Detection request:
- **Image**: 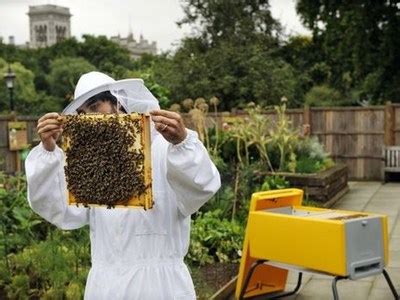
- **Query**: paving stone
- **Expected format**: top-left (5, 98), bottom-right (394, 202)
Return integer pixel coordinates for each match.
top-left (363, 204), bottom-right (399, 217)
top-left (392, 223), bottom-right (400, 238)
top-left (337, 203), bottom-right (368, 211)
top-left (388, 250), bottom-right (400, 268)
top-left (372, 267), bottom-right (400, 290)
top-left (286, 270), bottom-right (312, 285)
top-left (295, 278), bottom-right (371, 300)
top-left (368, 287), bottom-right (399, 300)
top-left (390, 237), bottom-right (400, 251)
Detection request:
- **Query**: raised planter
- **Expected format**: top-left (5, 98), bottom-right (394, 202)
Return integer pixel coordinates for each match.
top-left (277, 163), bottom-right (349, 206)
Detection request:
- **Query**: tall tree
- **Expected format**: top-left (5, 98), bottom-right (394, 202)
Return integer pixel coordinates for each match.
top-left (47, 57), bottom-right (96, 108)
top-left (179, 0), bottom-right (281, 47)
top-left (296, 0), bottom-right (400, 103)
top-left (156, 39), bottom-right (296, 109)
top-left (78, 35), bottom-right (134, 77)
top-left (157, 0), bottom-right (297, 109)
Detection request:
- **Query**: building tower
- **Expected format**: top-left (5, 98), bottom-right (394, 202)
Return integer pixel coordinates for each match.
top-left (110, 32), bottom-right (157, 59)
top-left (27, 4), bottom-right (71, 48)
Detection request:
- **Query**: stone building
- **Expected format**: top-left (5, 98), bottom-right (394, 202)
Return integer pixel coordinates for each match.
top-left (25, 4), bottom-right (157, 57)
top-left (27, 4), bottom-right (71, 48)
top-left (110, 33), bottom-right (157, 59)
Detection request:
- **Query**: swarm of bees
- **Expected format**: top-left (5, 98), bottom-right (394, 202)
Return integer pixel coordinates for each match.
top-left (62, 114), bottom-right (150, 208)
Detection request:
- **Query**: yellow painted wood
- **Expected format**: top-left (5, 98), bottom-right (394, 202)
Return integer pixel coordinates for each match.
top-left (235, 189), bottom-right (303, 299)
top-left (248, 210), bottom-right (346, 275)
top-left (382, 216), bottom-right (389, 266)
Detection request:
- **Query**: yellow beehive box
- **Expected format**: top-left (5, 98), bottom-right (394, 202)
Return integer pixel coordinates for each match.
top-left (236, 189), bottom-right (389, 299)
top-left (61, 113), bottom-right (153, 209)
top-left (248, 206), bottom-right (388, 278)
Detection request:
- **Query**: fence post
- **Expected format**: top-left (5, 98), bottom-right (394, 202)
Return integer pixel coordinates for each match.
top-left (303, 105), bottom-right (311, 136)
top-left (384, 102), bottom-right (395, 146)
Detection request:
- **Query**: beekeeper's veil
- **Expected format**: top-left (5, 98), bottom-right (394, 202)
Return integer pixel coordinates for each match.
top-left (63, 71), bottom-right (160, 114)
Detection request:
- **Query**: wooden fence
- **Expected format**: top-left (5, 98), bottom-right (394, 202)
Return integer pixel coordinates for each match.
top-left (0, 115), bottom-right (40, 173)
top-left (1, 103), bottom-right (399, 180)
top-left (260, 104), bottom-right (396, 180)
top-left (302, 106), bottom-right (386, 180)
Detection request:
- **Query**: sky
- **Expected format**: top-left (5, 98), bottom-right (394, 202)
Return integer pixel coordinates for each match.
top-left (0, 0), bottom-right (310, 52)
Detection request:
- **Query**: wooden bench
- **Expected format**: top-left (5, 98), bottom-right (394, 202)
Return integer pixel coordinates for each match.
top-left (382, 146), bottom-right (400, 182)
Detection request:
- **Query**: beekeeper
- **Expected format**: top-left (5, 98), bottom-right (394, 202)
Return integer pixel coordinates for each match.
top-left (25, 71), bottom-right (221, 299)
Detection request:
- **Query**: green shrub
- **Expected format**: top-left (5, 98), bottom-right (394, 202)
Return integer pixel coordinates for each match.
top-left (260, 175), bottom-right (289, 191)
top-left (66, 281), bottom-right (84, 300)
top-left (0, 172), bottom-right (90, 298)
top-left (188, 210), bottom-right (244, 266)
top-left (294, 137), bottom-right (334, 173)
top-left (295, 156), bottom-right (323, 174)
top-left (7, 231), bottom-right (89, 299)
top-left (6, 274), bottom-right (30, 299)
top-left (296, 137), bottom-right (328, 161)
top-left (201, 185), bottom-right (235, 218)
top-left (305, 85), bottom-right (343, 107)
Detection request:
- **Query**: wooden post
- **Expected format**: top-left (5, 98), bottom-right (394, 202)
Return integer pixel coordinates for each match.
top-left (15, 151), bottom-right (21, 173)
top-left (384, 102), bottom-right (395, 146)
top-left (8, 112), bottom-right (21, 173)
top-left (303, 105), bottom-right (311, 136)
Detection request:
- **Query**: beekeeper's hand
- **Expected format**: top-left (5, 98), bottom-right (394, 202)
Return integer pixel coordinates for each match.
top-left (37, 112), bottom-right (63, 152)
top-left (150, 110), bottom-right (187, 145)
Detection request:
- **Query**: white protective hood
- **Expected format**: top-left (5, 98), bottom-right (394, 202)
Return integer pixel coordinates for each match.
top-left (63, 71), bottom-right (160, 114)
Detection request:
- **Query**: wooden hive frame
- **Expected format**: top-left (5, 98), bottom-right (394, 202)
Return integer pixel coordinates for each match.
top-left (60, 113), bottom-right (153, 209)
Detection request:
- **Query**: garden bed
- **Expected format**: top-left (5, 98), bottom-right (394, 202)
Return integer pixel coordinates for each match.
top-left (191, 263), bottom-right (239, 299)
top-left (275, 163), bottom-right (349, 206)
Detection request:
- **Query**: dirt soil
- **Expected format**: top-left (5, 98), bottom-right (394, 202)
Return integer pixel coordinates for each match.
top-left (191, 263), bottom-right (239, 299)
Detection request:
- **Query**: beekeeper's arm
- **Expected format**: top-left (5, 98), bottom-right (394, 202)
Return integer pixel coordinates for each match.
top-left (150, 110), bottom-right (221, 217)
top-left (25, 113), bottom-right (89, 229)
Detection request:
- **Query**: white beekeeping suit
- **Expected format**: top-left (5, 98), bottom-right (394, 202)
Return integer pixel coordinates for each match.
top-left (25, 72), bottom-right (221, 299)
